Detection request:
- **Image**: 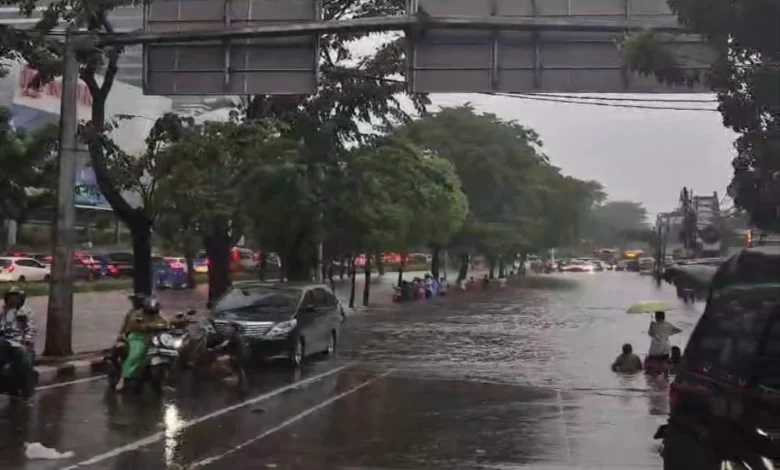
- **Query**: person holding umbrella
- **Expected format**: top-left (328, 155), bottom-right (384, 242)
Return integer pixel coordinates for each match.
top-left (646, 310), bottom-right (682, 376)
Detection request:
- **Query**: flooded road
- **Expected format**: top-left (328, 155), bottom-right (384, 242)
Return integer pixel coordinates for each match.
top-left (0, 272), bottom-right (700, 469)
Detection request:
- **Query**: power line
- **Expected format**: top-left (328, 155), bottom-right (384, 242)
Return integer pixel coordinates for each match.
top-left (515, 92), bottom-right (717, 103)
top-left (487, 92), bottom-right (719, 112)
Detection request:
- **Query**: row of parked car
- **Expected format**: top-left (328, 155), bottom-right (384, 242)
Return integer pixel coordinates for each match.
top-left (0, 247), bottom-right (285, 283)
top-left (0, 251), bottom-right (201, 283)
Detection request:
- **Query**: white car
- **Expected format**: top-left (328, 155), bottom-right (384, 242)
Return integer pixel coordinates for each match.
top-left (0, 257), bottom-right (51, 282)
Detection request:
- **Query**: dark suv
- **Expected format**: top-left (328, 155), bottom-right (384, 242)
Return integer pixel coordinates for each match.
top-left (659, 247), bottom-right (780, 470)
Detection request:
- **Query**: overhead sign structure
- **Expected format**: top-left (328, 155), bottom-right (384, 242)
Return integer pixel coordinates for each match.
top-left (143, 0), bottom-right (320, 95)
top-left (406, 0), bottom-right (713, 94)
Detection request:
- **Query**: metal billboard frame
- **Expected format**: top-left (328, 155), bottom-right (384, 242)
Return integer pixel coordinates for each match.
top-left (405, 0), bottom-right (713, 94)
top-left (142, 0), bottom-right (321, 96)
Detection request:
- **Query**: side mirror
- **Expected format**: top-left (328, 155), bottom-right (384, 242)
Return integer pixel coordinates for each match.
top-left (186, 309), bottom-right (197, 316)
top-left (206, 301), bottom-right (214, 309)
top-left (175, 312), bottom-right (185, 319)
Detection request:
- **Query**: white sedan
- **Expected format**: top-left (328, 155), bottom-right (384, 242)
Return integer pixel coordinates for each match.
top-left (0, 257), bottom-right (51, 282)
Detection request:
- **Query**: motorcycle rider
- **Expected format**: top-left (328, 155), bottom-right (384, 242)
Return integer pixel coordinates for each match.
top-left (0, 286), bottom-right (37, 397)
top-left (114, 295), bottom-right (168, 392)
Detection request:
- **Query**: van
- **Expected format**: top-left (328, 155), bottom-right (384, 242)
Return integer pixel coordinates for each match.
top-left (658, 246), bottom-right (780, 470)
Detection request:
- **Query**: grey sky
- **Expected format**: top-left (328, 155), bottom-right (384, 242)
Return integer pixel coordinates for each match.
top-left (428, 93), bottom-right (736, 218)
top-left (349, 37), bottom-right (737, 219)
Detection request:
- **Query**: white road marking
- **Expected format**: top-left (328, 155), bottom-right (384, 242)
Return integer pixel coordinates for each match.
top-left (37, 375), bottom-right (106, 391)
top-left (556, 390), bottom-right (573, 461)
top-left (190, 369), bottom-right (394, 468)
top-left (59, 362), bottom-right (356, 470)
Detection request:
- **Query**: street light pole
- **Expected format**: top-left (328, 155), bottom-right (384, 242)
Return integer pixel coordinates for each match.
top-left (43, 27), bottom-right (79, 357)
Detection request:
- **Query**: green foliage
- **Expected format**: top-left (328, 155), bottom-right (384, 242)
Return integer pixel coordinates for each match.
top-left (394, 105), bottom-right (601, 256)
top-left (581, 201), bottom-right (650, 247)
top-left (0, 107), bottom-right (58, 224)
top-left (620, 0), bottom-right (780, 231)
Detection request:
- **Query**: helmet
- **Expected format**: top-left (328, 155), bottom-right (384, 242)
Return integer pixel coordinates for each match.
top-left (3, 286), bottom-right (26, 306)
top-left (141, 297), bottom-right (161, 315)
top-left (128, 292), bottom-right (147, 310)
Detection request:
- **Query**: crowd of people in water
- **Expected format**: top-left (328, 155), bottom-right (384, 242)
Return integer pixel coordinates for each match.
top-left (393, 272), bottom-right (513, 303)
top-left (611, 311), bottom-right (683, 376)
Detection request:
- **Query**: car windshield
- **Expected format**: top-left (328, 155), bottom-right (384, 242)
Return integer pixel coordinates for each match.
top-left (0, 259), bottom-right (10, 267)
top-left (212, 287), bottom-right (300, 319)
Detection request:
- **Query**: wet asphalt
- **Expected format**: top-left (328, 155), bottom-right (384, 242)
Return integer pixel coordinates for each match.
top-left (0, 272), bottom-right (703, 470)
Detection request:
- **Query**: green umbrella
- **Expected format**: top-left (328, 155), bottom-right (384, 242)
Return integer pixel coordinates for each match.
top-left (626, 300), bottom-right (675, 314)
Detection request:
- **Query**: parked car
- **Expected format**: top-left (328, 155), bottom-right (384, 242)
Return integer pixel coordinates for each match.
top-left (0, 257), bottom-right (51, 282)
top-left (105, 252), bottom-right (134, 277)
top-left (210, 282), bottom-right (343, 367)
top-left (231, 247), bottom-right (255, 272)
top-left (657, 246), bottom-right (780, 470)
top-left (154, 257), bottom-right (188, 289)
top-left (164, 257), bottom-right (188, 273)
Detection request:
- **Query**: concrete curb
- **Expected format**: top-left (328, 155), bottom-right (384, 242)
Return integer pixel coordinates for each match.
top-left (35, 355), bottom-right (107, 386)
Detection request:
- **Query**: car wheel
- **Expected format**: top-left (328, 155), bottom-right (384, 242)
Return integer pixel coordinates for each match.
top-left (17, 276), bottom-right (25, 283)
top-left (326, 331), bottom-right (337, 357)
top-left (290, 338), bottom-right (304, 368)
top-left (43, 274), bottom-right (51, 282)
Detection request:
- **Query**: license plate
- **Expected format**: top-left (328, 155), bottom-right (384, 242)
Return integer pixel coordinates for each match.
top-left (150, 356), bottom-right (169, 366)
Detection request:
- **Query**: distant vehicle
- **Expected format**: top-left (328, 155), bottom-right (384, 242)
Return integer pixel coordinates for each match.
top-left (563, 260), bottom-right (595, 273)
top-left (154, 257), bottom-right (188, 289)
top-left (615, 260), bottom-right (629, 271)
top-left (164, 257), bottom-right (188, 273)
top-left (105, 252), bottom-right (134, 277)
top-left (0, 257), bottom-right (51, 282)
top-left (211, 282), bottom-right (343, 367)
top-left (657, 246), bottom-right (780, 470)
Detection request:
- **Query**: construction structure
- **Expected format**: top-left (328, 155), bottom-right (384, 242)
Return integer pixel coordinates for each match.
top-left (670, 187), bottom-right (723, 259)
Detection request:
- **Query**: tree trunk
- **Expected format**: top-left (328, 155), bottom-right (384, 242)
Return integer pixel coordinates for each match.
top-left (488, 255), bottom-right (497, 279)
top-left (204, 223), bottom-right (231, 303)
top-left (130, 221), bottom-right (153, 295)
top-left (348, 258), bottom-right (357, 308)
top-left (430, 245), bottom-right (441, 278)
top-left (327, 262), bottom-right (335, 291)
top-left (397, 252), bottom-right (407, 287)
top-left (375, 252), bottom-right (385, 276)
top-left (184, 252), bottom-right (196, 289)
top-left (498, 257), bottom-right (506, 278)
top-left (258, 251), bottom-right (267, 281)
top-left (339, 258), bottom-right (346, 280)
top-left (283, 253), bottom-right (312, 281)
top-left (362, 254), bottom-right (372, 307)
top-left (457, 252), bottom-right (469, 282)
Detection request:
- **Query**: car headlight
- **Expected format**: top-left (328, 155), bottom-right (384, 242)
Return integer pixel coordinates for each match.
top-left (159, 333), bottom-right (176, 348)
top-left (267, 319), bottom-right (297, 337)
top-left (152, 336), bottom-right (160, 346)
top-left (172, 338), bottom-right (183, 349)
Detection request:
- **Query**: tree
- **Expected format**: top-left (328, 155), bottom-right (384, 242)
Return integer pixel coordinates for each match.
top-left (0, 107), bottom-right (58, 248)
top-left (157, 119), bottom-right (291, 300)
top-left (326, 136), bottom-right (466, 305)
top-left (582, 201), bottom-right (650, 247)
top-left (10, 0), bottom-right (179, 294)
top-left (396, 105), bottom-right (595, 279)
top-left (620, 0), bottom-right (780, 231)
top-left (239, 0), bottom-right (428, 280)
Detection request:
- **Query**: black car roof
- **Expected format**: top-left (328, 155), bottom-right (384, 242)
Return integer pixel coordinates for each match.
top-left (710, 246), bottom-right (780, 291)
top-left (231, 281), bottom-right (332, 293)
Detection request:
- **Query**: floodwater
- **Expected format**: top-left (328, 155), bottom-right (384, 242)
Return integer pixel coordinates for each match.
top-left (0, 271), bottom-right (696, 469)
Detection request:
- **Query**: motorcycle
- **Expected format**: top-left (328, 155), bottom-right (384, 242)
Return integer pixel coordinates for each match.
top-left (178, 315), bottom-right (249, 393)
top-left (106, 325), bottom-right (186, 394)
top-left (0, 333), bottom-right (37, 398)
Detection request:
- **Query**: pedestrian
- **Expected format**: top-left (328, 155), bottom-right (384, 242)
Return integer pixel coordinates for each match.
top-left (611, 343), bottom-right (643, 374)
top-left (645, 311), bottom-right (682, 375)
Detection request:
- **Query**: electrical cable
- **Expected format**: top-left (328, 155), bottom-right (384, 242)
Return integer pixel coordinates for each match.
top-left (486, 92), bottom-right (719, 112)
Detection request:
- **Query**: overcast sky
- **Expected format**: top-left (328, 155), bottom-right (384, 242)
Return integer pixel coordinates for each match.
top-left (349, 37), bottom-right (737, 220)
top-left (427, 93), bottom-right (736, 218)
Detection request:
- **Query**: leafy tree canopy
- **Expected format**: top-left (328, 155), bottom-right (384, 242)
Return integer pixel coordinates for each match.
top-left (621, 0), bottom-right (780, 231)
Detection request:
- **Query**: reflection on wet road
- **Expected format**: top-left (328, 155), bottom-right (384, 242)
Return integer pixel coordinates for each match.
top-left (0, 273), bottom-right (700, 469)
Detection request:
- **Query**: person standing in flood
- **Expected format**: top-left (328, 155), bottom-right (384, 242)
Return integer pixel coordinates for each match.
top-left (646, 311), bottom-right (682, 375)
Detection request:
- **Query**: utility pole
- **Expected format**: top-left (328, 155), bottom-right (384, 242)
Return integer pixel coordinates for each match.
top-left (43, 27), bottom-right (79, 357)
